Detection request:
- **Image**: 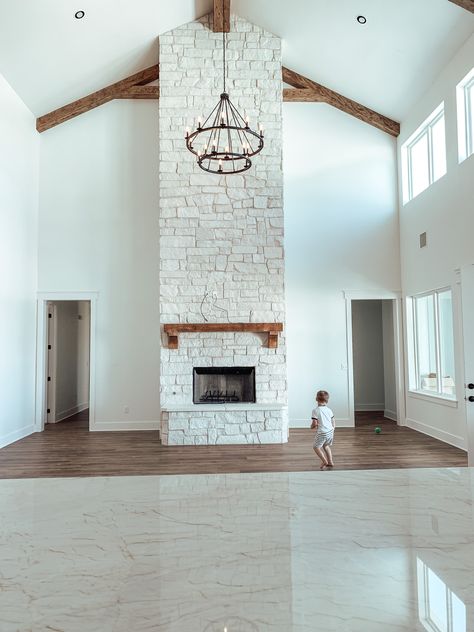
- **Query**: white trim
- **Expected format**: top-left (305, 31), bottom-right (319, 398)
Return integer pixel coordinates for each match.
top-left (93, 421), bottom-right (160, 431)
top-left (384, 409), bottom-right (398, 422)
top-left (343, 290), bottom-right (402, 301)
top-left (35, 291), bottom-right (98, 433)
top-left (406, 417), bottom-right (466, 451)
top-left (0, 424), bottom-right (36, 450)
top-left (53, 402), bottom-right (89, 423)
top-left (345, 298), bottom-right (355, 425)
top-left (393, 298), bottom-right (407, 426)
top-left (408, 390), bottom-right (458, 408)
top-left (355, 403), bottom-right (385, 411)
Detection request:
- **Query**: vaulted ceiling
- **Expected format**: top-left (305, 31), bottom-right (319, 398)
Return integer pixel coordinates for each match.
top-left (0, 0), bottom-right (472, 121)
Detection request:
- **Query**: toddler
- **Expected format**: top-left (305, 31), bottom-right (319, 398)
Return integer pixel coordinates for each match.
top-left (311, 390), bottom-right (335, 470)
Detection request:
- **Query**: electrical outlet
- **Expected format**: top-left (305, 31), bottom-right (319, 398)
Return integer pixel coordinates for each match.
top-left (124, 406), bottom-right (129, 414)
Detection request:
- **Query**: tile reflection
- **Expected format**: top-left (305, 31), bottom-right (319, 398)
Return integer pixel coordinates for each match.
top-left (417, 557), bottom-right (466, 632)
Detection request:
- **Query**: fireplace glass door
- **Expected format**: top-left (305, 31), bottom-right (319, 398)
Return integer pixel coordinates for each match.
top-left (193, 367), bottom-right (256, 404)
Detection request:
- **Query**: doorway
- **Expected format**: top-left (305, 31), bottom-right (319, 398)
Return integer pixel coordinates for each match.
top-left (351, 299), bottom-right (397, 426)
top-left (35, 292), bottom-right (97, 432)
top-left (46, 301), bottom-right (91, 426)
top-left (345, 292), bottom-right (405, 427)
top-left (461, 265), bottom-right (474, 465)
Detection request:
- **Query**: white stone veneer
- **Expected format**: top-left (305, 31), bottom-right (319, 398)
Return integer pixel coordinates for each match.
top-left (159, 14), bottom-right (287, 445)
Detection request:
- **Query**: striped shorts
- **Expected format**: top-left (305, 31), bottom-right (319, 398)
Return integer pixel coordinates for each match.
top-left (313, 430), bottom-right (334, 449)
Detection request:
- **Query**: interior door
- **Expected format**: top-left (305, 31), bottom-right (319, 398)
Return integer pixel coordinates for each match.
top-left (461, 265), bottom-right (474, 465)
top-left (46, 302), bottom-right (57, 424)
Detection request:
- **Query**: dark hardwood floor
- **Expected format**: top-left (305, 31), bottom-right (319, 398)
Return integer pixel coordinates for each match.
top-left (0, 410), bottom-right (467, 478)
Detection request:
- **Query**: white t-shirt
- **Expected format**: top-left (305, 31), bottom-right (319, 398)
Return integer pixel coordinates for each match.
top-left (312, 405), bottom-right (334, 433)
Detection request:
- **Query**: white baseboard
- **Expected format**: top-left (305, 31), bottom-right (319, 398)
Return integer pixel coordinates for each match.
top-left (384, 409), bottom-right (398, 422)
top-left (91, 420), bottom-right (160, 431)
top-left (406, 417), bottom-right (467, 451)
top-left (0, 424), bottom-right (35, 450)
top-left (355, 403), bottom-right (385, 411)
top-left (289, 417), bottom-right (353, 428)
top-left (54, 402), bottom-right (89, 423)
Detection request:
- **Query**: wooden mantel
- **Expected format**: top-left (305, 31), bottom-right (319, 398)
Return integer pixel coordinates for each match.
top-left (163, 323), bottom-right (283, 349)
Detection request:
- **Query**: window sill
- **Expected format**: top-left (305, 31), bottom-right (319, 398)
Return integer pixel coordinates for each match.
top-left (408, 390), bottom-right (458, 408)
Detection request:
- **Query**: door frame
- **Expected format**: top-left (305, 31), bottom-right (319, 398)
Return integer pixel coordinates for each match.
top-left (46, 301), bottom-right (58, 424)
top-left (35, 291), bottom-right (98, 432)
top-left (344, 290), bottom-right (405, 426)
top-left (460, 265), bottom-right (474, 465)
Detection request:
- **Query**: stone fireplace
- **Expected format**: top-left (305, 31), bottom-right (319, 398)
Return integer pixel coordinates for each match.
top-left (159, 13), bottom-right (287, 445)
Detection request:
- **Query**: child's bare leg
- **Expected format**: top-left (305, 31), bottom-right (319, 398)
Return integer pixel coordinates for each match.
top-left (324, 444), bottom-right (334, 467)
top-left (313, 447), bottom-right (328, 469)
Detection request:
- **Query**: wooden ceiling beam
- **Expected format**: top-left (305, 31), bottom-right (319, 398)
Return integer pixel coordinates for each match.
top-left (115, 85), bottom-right (160, 99)
top-left (448, 0), bottom-right (474, 12)
top-left (282, 66), bottom-right (400, 137)
top-left (36, 64), bottom-right (159, 132)
top-left (284, 88), bottom-right (324, 102)
top-left (213, 0), bottom-right (230, 32)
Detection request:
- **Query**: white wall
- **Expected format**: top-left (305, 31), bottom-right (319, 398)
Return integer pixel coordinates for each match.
top-left (53, 300), bottom-right (90, 421)
top-left (382, 300), bottom-right (397, 420)
top-left (284, 103), bottom-right (400, 427)
top-left (38, 100), bottom-right (160, 430)
top-left (398, 33), bottom-right (474, 449)
top-left (0, 73), bottom-right (39, 448)
top-left (352, 300), bottom-right (385, 411)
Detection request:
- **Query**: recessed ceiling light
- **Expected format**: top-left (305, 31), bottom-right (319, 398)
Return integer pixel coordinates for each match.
top-left (356, 15), bottom-right (367, 24)
top-left (75, 10), bottom-right (85, 19)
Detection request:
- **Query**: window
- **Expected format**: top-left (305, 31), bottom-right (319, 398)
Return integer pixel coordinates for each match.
top-left (417, 558), bottom-right (466, 632)
top-left (401, 103), bottom-right (447, 204)
top-left (456, 67), bottom-right (474, 163)
top-left (408, 288), bottom-right (456, 399)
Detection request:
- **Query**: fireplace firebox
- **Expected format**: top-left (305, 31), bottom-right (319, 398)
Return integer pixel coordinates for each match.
top-left (193, 367), bottom-right (256, 404)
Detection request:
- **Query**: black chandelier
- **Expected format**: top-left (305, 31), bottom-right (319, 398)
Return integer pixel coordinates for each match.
top-left (185, 4), bottom-right (264, 174)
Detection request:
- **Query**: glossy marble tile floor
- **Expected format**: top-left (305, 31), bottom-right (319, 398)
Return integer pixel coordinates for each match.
top-left (1, 468), bottom-right (473, 631)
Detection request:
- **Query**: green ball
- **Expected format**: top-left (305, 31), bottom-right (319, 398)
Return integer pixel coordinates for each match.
top-left (374, 426), bottom-right (382, 434)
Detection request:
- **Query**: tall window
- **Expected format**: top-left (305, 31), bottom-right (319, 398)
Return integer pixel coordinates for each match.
top-left (457, 67), bottom-right (474, 163)
top-left (408, 289), bottom-right (456, 399)
top-left (401, 103), bottom-right (447, 204)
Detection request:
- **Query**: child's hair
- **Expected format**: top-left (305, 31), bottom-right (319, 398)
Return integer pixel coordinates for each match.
top-left (316, 390), bottom-right (329, 404)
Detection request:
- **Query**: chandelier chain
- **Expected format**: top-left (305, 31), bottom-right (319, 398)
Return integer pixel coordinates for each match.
top-left (184, 0), bottom-right (264, 174)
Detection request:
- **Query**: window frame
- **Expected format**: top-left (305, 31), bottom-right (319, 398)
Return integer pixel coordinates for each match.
top-left (409, 287), bottom-right (456, 401)
top-left (401, 103), bottom-right (447, 204)
top-left (457, 67), bottom-right (474, 163)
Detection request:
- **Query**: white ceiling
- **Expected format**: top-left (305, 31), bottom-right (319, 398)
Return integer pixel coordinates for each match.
top-left (0, 0), bottom-right (472, 121)
top-left (236, 0), bottom-right (474, 120)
